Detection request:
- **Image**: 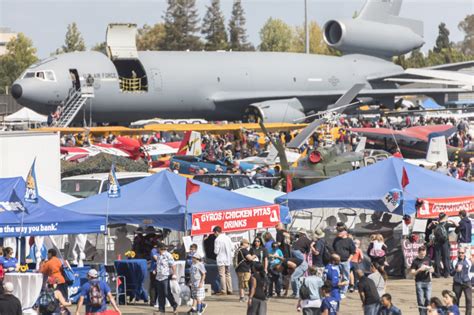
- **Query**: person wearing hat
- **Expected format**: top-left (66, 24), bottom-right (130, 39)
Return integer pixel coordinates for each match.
top-left (310, 228), bottom-right (328, 274)
top-left (75, 269), bottom-right (121, 315)
top-left (0, 282), bottom-right (22, 315)
top-left (235, 239), bottom-right (257, 302)
top-left (188, 253), bottom-right (207, 315)
top-left (292, 228), bottom-right (312, 262)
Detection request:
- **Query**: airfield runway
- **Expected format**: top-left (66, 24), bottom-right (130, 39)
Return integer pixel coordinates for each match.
top-left (77, 277), bottom-right (470, 314)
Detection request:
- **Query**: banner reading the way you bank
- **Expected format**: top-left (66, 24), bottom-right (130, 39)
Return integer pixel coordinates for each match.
top-left (191, 204), bottom-right (281, 236)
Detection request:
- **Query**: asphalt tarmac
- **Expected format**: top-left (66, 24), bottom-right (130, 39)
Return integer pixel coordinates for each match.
top-left (75, 277), bottom-right (471, 314)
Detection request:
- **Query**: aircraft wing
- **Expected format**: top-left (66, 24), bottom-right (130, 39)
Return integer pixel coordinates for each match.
top-left (350, 125), bottom-right (456, 143)
top-left (212, 87), bottom-right (467, 104)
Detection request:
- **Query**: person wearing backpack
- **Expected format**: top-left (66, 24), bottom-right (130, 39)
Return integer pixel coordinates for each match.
top-left (428, 213), bottom-right (456, 278)
top-left (297, 266), bottom-right (324, 315)
top-left (37, 277), bottom-right (71, 315)
top-left (74, 269), bottom-right (121, 315)
top-left (323, 254), bottom-right (347, 312)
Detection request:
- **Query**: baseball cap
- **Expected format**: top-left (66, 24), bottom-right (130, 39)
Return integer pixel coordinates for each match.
top-left (192, 253), bottom-right (203, 261)
top-left (87, 269), bottom-right (98, 278)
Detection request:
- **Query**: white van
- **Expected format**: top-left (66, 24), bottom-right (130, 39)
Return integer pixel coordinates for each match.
top-left (61, 172), bottom-right (151, 198)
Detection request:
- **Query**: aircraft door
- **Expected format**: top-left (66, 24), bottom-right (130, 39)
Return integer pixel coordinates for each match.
top-left (69, 69), bottom-right (80, 91)
top-left (150, 68), bottom-right (162, 92)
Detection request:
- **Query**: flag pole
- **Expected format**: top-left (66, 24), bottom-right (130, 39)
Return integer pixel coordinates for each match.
top-left (185, 198), bottom-right (188, 236)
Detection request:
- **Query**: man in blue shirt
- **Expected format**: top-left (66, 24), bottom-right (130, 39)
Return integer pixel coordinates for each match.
top-left (75, 269), bottom-right (121, 315)
top-left (452, 248), bottom-right (472, 315)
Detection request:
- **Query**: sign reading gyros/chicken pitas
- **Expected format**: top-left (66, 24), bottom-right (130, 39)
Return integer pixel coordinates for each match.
top-left (191, 205), bottom-right (281, 235)
top-left (416, 196), bottom-right (474, 219)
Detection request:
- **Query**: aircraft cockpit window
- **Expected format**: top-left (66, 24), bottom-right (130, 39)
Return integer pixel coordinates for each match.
top-left (23, 72), bottom-right (35, 79)
top-left (36, 72), bottom-right (45, 79)
top-left (45, 71), bottom-right (56, 81)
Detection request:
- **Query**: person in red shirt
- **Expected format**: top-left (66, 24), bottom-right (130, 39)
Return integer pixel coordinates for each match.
top-left (39, 249), bottom-right (68, 300)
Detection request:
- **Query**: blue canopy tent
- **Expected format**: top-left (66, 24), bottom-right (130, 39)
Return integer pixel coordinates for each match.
top-left (0, 177), bottom-right (106, 237)
top-left (422, 98), bottom-right (443, 110)
top-left (67, 170), bottom-right (290, 231)
top-left (276, 158), bottom-right (474, 215)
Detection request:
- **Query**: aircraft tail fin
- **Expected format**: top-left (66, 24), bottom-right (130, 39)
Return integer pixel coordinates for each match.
top-left (177, 131), bottom-right (202, 156)
top-left (426, 136), bottom-right (448, 164)
top-left (355, 137), bottom-right (367, 152)
top-left (358, 0), bottom-right (423, 37)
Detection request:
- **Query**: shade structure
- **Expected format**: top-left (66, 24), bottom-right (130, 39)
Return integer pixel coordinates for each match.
top-left (67, 170), bottom-right (281, 231)
top-left (276, 158), bottom-right (474, 215)
top-left (0, 177), bottom-right (106, 237)
top-left (4, 108), bottom-right (47, 123)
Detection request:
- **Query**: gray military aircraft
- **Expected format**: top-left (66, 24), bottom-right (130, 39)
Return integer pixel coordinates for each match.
top-left (11, 0), bottom-right (472, 126)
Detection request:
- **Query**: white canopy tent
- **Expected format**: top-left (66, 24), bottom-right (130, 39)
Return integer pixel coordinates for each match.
top-left (5, 108), bottom-right (47, 123)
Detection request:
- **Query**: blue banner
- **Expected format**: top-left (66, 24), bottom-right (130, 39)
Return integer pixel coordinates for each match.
top-left (107, 163), bottom-right (120, 198)
top-left (24, 159), bottom-right (39, 203)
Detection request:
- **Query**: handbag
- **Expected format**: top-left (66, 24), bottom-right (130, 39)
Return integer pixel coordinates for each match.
top-left (60, 260), bottom-right (75, 285)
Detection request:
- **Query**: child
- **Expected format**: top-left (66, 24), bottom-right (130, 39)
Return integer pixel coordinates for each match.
top-left (323, 254), bottom-right (347, 311)
top-left (189, 253), bottom-right (207, 315)
top-left (378, 293), bottom-right (401, 315)
top-left (320, 285), bottom-right (339, 315)
top-left (349, 238), bottom-right (363, 293)
top-left (367, 234), bottom-right (387, 266)
top-left (185, 244), bottom-right (198, 284)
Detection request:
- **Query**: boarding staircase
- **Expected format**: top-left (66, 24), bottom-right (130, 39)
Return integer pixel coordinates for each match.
top-left (54, 87), bottom-right (92, 128)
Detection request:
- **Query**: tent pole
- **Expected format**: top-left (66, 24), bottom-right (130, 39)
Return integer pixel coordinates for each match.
top-left (105, 197), bottom-right (110, 266)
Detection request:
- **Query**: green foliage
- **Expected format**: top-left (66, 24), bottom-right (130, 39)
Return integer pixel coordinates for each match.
top-left (291, 21), bottom-right (333, 55)
top-left (56, 22), bottom-right (86, 54)
top-left (228, 0), bottom-right (253, 51)
top-left (434, 22), bottom-right (451, 53)
top-left (0, 33), bottom-right (38, 94)
top-left (259, 18), bottom-right (293, 52)
top-left (163, 0), bottom-right (202, 50)
top-left (202, 0), bottom-right (228, 51)
top-left (136, 23), bottom-right (166, 51)
top-left (458, 14), bottom-right (474, 55)
top-left (91, 42), bottom-right (107, 55)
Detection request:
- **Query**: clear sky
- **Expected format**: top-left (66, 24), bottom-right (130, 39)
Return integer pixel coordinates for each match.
top-left (0, 0), bottom-right (472, 59)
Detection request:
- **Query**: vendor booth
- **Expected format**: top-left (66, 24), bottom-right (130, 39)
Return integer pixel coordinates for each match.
top-left (0, 176), bottom-right (106, 313)
top-left (276, 158), bottom-right (474, 275)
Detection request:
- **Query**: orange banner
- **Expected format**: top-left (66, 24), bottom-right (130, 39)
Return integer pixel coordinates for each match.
top-left (416, 196), bottom-right (474, 219)
top-left (191, 204), bottom-right (281, 235)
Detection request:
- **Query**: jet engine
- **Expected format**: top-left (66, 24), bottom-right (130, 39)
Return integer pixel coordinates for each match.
top-left (244, 98), bottom-right (306, 123)
top-left (323, 19), bottom-right (424, 58)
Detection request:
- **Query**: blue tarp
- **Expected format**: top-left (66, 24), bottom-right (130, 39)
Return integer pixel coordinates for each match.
top-left (67, 170), bottom-right (290, 231)
top-left (0, 177), bottom-right (106, 237)
top-left (422, 98), bottom-right (443, 109)
top-left (276, 158), bottom-right (474, 215)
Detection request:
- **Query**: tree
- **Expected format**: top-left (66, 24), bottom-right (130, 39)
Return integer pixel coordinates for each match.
top-left (91, 42), bottom-right (107, 55)
top-left (458, 14), bottom-right (474, 55)
top-left (136, 23), bottom-right (166, 51)
top-left (0, 33), bottom-right (38, 93)
top-left (56, 22), bottom-right (86, 54)
top-left (259, 18), bottom-right (293, 52)
top-left (434, 22), bottom-right (451, 53)
top-left (228, 0), bottom-right (253, 51)
top-left (162, 0), bottom-right (202, 50)
top-left (201, 0), bottom-right (228, 50)
top-left (291, 21), bottom-right (332, 55)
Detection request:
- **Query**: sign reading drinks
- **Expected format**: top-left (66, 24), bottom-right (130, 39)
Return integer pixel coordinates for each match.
top-left (191, 205), bottom-right (281, 235)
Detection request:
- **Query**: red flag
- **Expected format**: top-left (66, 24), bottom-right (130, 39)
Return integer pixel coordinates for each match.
top-left (286, 174), bottom-right (293, 193)
top-left (116, 277), bottom-right (122, 287)
top-left (401, 167), bottom-right (409, 189)
top-left (186, 178), bottom-right (200, 201)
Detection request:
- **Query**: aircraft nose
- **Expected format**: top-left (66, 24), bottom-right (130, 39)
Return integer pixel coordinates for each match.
top-left (11, 84), bottom-right (22, 99)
